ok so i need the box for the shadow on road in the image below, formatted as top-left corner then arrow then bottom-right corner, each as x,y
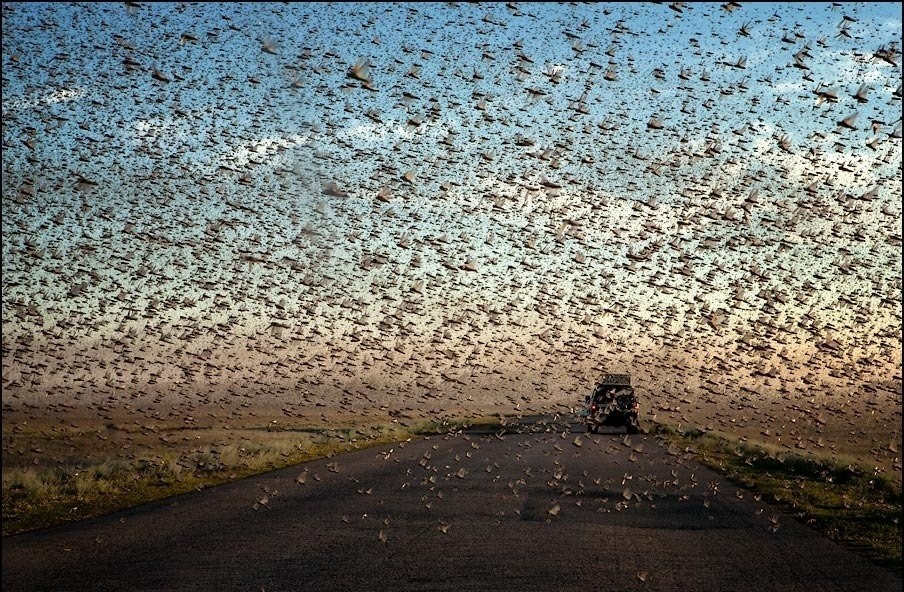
459,414 -> 643,437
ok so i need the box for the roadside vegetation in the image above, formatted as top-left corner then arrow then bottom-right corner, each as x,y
6,413 -> 900,577
2,415 -> 498,536
651,421 -> 902,574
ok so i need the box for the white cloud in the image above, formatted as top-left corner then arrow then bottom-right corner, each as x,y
2,86 -> 86,112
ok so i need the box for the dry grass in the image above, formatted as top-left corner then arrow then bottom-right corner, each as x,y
2,410 -> 501,536
652,420 -> 902,574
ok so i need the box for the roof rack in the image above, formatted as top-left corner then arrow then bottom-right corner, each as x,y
600,374 -> 631,386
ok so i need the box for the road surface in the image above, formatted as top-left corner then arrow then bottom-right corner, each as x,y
3,415 -> 900,591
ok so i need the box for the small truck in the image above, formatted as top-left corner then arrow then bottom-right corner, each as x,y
581,373 -> 640,434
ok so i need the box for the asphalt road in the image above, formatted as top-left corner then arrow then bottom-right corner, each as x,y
3,415 -> 900,592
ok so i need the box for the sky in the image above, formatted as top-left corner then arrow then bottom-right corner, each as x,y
1,2 -> 901,429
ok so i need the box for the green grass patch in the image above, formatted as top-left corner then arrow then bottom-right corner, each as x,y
651,421 -> 902,574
